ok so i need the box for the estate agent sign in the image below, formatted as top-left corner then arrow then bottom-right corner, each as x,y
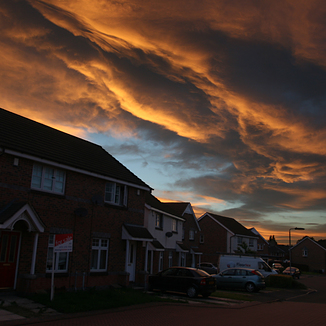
51,234 -> 73,300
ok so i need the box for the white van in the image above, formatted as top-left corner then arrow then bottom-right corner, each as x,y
218,254 -> 277,277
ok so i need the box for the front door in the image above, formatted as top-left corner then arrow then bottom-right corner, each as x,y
126,242 -> 136,282
0,231 -> 20,288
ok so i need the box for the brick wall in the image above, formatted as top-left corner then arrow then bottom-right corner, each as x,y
0,152 -> 148,292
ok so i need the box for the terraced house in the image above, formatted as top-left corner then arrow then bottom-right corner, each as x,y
0,108 -> 153,292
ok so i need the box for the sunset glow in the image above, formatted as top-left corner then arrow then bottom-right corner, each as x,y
1,0 -> 325,244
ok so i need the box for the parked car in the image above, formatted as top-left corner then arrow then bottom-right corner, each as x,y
282,267 -> 301,279
197,262 -> 218,274
214,268 -> 265,293
148,266 -> 216,298
272,263 -> 285,273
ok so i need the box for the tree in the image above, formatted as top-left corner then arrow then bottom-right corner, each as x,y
237,241 -> 255,254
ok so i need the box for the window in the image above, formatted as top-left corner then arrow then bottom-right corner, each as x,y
237,237 -> 243,245
46,235 -> 69,272
105,182 -> 127,206
302,247 -> 308,257
155,212 -> 163,229
168,251 -> 173,267
159,252 -> 164,271
91,239 -> 109,271
172,219 -> 178,232
257,243 -> 263,250
189,229 -> 195,241
249,238 -> 254,247
32,164 -> 65,194
200,234 -> 204,244
180,252 -> 185,266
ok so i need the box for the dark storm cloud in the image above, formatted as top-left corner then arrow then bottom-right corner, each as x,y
1,0 -> 326,240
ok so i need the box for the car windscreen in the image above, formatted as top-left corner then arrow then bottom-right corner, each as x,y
195,269 -> 210,277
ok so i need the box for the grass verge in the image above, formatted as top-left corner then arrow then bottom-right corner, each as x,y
30,288 -> 178,314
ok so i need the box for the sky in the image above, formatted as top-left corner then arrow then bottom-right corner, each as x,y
1,0 -> 325,244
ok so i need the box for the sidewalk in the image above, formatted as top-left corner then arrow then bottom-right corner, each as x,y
0,292 -> 61,322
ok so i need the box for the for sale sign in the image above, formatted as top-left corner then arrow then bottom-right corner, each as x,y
54,234 -> 73,252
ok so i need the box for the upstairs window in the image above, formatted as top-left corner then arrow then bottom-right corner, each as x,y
105,182 -> 127,206
302,247 -> 308,257
189,229 -> 195,241
155,212 -> 163,229
31,164 -> 65,194
172,219 -> 178,232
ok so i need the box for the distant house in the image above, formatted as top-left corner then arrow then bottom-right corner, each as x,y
0,108 -> 153,292
250,228 -> 269,257
291,237 -> 326,273
144,194 -> 185,274
198,212 -> 258,265
164,202 -> 202,268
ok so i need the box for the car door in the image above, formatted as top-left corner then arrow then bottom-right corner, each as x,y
220,269 -> 236,288
160,268 -> 179,291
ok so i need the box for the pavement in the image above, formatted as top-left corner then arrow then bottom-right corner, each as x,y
0,292 -> 61,322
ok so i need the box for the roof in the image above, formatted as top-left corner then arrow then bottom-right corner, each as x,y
163,202 -> 190,217
199,212 -> 256,237
145,194 -> 183,219
122,223 -> 154,241
0,108 -> 150,189
163,201 -> 200,230
291,236 -> 326,252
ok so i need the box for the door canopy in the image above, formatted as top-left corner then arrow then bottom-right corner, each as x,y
0,202 -> 44,232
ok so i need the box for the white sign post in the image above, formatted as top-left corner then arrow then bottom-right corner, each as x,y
50,234 -> 73,301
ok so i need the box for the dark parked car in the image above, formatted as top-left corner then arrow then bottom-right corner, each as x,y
282,267 -> 301,279
197,262 -> 218,274
148,266 -> 216,298
214,268 -> 265,293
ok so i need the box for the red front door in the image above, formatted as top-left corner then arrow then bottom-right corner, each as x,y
0,231 -> 20,288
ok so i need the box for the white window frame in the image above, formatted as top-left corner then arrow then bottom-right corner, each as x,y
249,238 -> 254,248
31,164 -> 66,194
91,238 -> 109,272
172,219 -> 178,232
189,229 -> 195,241
104,182 -> 127,206
180,252 -> 186,266
168,251 -> 173,267
237,237 -> 243,245
302,247 -> 308,257
46,234 -> 69,273
159,252 -> 164,271
155,212 -> 163,229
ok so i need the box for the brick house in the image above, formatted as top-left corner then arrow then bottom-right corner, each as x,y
291,237 -> 326,273
163,202 -> 202,268
144,194 -> 186,274
198,212 -> 258,266
0,108 -> 153,293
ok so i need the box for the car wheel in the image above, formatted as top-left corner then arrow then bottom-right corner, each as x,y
245,282 -> 256,293
187,286 -> 198,298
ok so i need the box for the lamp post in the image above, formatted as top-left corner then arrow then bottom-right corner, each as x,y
289,227 -> 305,269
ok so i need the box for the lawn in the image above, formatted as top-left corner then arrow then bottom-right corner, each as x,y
30,288 -> 179,313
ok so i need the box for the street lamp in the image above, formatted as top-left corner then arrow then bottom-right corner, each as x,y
289,227 -> 305,269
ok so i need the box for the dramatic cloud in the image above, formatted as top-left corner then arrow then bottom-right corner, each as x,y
1,0 -> 325,242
